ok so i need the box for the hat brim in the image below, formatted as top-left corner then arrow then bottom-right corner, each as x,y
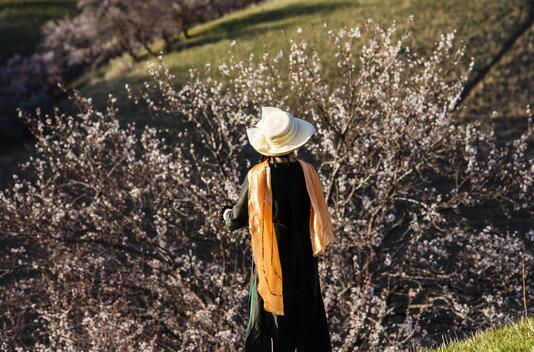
247,117 -> 316,156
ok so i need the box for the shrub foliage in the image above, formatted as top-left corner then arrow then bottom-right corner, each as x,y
1,19 -> 533,351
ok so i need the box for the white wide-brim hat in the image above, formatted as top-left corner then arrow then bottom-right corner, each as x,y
247,106 -> 316,156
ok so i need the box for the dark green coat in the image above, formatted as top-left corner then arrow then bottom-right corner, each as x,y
225,160 -> 332,352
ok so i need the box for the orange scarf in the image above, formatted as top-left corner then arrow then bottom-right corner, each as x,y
247,158 -> 334,315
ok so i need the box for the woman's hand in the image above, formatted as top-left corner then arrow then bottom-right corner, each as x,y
217,204 -> 233,224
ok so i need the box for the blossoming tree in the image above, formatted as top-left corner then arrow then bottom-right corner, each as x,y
1,19 -> 532,351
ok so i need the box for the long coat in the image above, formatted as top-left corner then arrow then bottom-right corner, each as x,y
224,159 -> 332,352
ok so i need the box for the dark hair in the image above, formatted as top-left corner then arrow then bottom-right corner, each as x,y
258,151 -> 296,164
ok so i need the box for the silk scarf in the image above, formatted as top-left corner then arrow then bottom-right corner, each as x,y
247,158 -> 334,315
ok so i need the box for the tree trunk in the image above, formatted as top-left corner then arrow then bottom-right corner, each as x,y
183,27 -> 191,39
119,39 -> 140,62
162,32 -> 179,52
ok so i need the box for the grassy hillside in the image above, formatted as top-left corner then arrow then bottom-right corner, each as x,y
431,317 -> 534,352
465,18 -> 534,137
73,0 -> 533,127
1,0 -> 532,188
0,0 -> 77,64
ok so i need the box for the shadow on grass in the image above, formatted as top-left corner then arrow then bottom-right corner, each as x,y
82,18 -> 332,95
0,1 -> 74,12
204,1 -> 358,35
163,1 -> 359,54
0,0 -> 78,63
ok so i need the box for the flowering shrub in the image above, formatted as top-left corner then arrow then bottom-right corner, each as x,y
0,0 -> 262,110
1,19 -> 533,351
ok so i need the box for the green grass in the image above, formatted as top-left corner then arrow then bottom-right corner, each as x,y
461,22 -> 534,120
0,0 -> 77,64
431,317 -> 534,352
71,0 -> 532,128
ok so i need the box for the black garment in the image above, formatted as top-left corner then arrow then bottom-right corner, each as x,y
225,159 -> 332,352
